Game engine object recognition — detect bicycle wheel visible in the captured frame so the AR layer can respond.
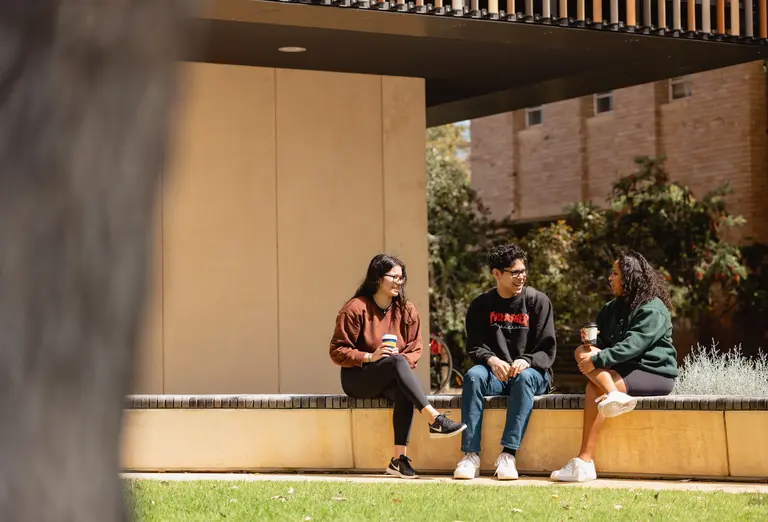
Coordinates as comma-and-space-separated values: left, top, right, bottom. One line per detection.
450, 368, 464, 389
429, 335, 453, 393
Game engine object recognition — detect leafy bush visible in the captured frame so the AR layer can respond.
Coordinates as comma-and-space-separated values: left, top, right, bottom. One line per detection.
567, 156, 747, 323
673, 341, 768, 396
734, 244, 768, 342
520, 220, 604, 347
427, 125, 511, 370
427, 131, 768, 373
523, 156, 750, 343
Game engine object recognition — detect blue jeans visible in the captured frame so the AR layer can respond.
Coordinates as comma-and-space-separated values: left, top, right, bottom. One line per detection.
460, 364, 550, 453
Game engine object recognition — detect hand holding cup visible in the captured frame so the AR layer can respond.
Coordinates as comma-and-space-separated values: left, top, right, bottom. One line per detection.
382, 334, 399, 354
580, 322, 599, 346
371, 345, 394, 362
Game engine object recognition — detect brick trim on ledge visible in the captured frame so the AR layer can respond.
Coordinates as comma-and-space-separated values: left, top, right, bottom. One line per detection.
124, 394, 768, 411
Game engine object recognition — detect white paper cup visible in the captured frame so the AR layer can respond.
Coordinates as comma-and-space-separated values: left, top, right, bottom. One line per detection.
382, 334, 398, 351
582, 323, 598, 345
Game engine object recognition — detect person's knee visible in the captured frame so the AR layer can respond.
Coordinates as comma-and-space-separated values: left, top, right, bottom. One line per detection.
512, 368, 538, 389
387, 354, 411, 375
463, 365, 488, 392
379, 354, 409, 376
465, 365, 488, 381
390, 354, 408, 366
574, 345, 587, 362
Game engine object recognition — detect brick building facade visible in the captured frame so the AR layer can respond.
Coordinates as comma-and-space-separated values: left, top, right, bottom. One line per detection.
470, 62, 768, 244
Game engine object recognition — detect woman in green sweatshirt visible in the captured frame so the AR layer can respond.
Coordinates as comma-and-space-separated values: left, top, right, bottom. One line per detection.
551, 251, 678, 482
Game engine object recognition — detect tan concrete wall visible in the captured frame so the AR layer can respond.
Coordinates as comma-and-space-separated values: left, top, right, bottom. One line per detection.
351, 409, 463, 470
275, 70, 384, 394
121, 408, 764, 478
351, 409, 727, 476
132, 196, 164, 394
162, 64, 279, 394
121, 409, 354, 470
131, 63, 428, 394
725, 411, 768, 478
382, 77, 430, 386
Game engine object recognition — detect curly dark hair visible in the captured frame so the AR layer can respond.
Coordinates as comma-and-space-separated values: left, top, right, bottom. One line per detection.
618, 250, 673, 311
488, 243, 528, 272
351, 254, 412, 320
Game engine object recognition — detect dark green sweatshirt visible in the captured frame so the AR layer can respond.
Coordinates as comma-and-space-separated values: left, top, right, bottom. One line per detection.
591, 297, 678, 377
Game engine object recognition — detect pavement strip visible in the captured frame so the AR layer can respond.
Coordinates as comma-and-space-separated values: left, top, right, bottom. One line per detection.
122, 472, 768, 494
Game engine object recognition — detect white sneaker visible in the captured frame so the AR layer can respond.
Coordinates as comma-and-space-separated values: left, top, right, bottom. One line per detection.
597, 391, 638, 418
453, 453, 480, 480
550, 457, 597, 482
494, 452, 519, 480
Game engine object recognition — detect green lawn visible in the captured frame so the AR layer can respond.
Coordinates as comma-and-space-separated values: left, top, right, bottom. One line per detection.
126, 479, 767, 521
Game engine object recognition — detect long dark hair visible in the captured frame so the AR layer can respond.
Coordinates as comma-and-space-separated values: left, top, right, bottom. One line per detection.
352, 254, 411, 320
618, 250, 674, 312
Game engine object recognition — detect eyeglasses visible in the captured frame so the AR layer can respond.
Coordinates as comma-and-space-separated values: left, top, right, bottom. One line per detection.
503, 268, 527, 277
383, 273, 406, 284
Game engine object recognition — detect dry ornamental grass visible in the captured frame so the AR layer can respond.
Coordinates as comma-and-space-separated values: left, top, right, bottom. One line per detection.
673, 341, 768, 397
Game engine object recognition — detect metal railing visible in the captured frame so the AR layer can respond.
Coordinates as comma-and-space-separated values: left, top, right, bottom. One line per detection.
323, 0, 768, 41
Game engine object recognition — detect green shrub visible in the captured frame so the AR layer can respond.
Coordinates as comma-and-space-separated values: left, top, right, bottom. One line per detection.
567, 156, 748, 323
735, 243, 768, 338
521, 156, 751, 343
427, 132, 767, 371
427, 124, 511, 370
520, 220, 604, 347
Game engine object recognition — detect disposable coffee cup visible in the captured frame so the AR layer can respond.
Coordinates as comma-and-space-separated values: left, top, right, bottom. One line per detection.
582, 322, 598, 345
382, 334, 398, 352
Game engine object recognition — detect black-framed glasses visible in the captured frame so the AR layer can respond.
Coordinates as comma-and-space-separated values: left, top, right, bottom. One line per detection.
383, 273, 406, 284
503, 268, 527, 277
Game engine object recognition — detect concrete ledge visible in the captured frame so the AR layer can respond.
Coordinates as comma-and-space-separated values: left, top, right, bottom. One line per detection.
122, 409, 354, 471
124, 394, 768, 410
120, 394, 768, 479
122, 472, 768, 493
724, 411, 768, 478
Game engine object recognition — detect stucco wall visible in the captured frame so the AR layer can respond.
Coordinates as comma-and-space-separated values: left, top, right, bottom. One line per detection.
131, 63, 428, 394
121, 407, 767, 479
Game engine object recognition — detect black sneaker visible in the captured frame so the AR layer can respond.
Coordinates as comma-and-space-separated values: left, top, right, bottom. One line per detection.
386, 455, 419, 479
429, 413, 467, 439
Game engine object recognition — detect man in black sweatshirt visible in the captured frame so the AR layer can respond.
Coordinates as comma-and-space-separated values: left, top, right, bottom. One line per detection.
453, 244, 557, 481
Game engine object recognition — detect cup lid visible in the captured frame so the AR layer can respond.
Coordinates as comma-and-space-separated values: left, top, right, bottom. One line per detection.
582, 322, 598, 328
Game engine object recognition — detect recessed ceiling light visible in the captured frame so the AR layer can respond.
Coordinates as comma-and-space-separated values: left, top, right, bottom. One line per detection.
278, 46, 306, 53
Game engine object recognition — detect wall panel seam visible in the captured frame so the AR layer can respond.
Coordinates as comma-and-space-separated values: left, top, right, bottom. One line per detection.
723, 410, 732, 477
381, 77, 387, 250
274, 68, 282, 393
160, 168, 166, 394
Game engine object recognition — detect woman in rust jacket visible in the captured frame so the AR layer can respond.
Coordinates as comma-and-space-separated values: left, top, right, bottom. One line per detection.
330, 254, 465, 479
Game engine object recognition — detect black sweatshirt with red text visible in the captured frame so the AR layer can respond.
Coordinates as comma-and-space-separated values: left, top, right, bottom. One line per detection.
465, 287, 557, 372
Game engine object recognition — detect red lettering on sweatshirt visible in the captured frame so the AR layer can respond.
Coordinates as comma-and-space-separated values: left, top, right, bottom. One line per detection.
489, 312, 529, 327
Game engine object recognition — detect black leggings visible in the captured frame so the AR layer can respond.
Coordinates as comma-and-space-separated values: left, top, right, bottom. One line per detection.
341, 354, 430, 446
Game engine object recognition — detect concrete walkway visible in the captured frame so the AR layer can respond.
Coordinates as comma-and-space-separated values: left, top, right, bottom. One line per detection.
122, 472, 768, 494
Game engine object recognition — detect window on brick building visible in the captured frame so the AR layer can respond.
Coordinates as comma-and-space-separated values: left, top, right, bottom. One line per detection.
594, 91, 614, 114
669, 77, 693, 100
525, 107, 543, 127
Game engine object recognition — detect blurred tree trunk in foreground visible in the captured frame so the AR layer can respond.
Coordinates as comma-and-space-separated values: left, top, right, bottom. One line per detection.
0, 1, 189, 519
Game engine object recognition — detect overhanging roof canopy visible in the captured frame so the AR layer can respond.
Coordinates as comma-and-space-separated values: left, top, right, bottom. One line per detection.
189, 0, 766, 125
